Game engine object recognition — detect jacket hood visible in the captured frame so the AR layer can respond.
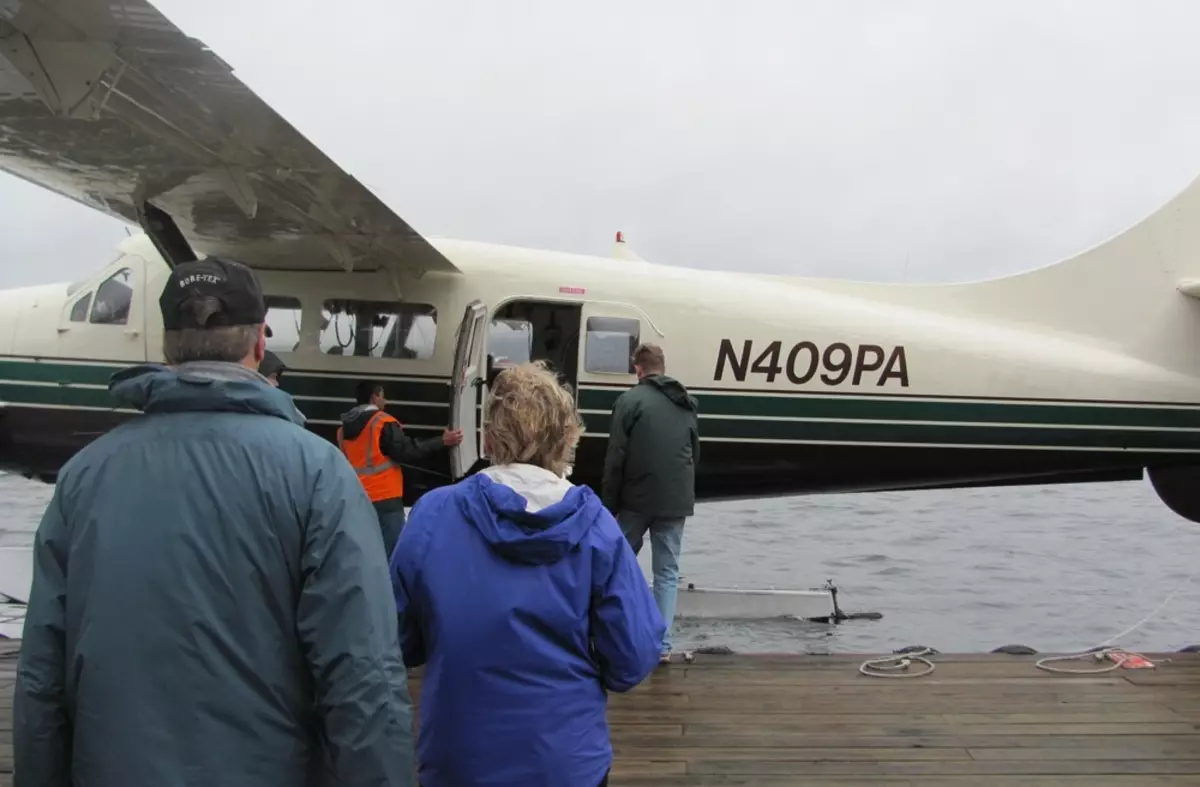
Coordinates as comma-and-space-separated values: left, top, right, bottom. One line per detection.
459, 463, 603, 566
642, 374, 698, 412
339, 403, 382, 440
108, 362, 306, 425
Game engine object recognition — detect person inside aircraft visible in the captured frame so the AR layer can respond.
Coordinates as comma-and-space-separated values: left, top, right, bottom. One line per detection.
389, 361, 664, 787
14, 256, 416, 787
337, 381, 463, 556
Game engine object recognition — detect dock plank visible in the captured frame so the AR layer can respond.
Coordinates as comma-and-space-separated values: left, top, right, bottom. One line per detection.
2, 650, 1200, 785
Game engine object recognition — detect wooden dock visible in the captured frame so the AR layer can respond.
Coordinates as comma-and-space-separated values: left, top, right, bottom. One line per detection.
4, 648, 1200, 785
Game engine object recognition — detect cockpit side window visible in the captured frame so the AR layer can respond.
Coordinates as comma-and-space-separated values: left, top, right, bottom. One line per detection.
90, 267, 134, 326
69, 292, 93, 322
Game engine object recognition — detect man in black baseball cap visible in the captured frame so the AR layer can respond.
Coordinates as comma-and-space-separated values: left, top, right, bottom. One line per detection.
15, 255, 417, 787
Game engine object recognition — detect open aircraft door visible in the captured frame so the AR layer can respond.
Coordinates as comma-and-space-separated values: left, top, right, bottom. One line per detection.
449, 299, 489, 479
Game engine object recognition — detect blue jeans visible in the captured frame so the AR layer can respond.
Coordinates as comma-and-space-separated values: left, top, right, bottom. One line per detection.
618, 511, 685, 655
377, 505, 407, 560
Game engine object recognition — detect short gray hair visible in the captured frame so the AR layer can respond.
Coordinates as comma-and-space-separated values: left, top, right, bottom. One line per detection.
163, 325, 260, 364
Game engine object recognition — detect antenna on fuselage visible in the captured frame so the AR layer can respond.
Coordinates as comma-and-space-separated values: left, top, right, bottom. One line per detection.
611, 230, 646, 262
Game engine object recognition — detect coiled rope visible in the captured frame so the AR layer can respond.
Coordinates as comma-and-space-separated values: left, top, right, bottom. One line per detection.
859, 647, 936, 678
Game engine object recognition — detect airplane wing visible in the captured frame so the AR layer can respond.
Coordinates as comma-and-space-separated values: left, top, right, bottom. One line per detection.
0, 0, 458, 275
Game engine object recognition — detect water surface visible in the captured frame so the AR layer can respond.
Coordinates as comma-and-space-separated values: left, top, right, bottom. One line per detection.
3, 472, 1196, 654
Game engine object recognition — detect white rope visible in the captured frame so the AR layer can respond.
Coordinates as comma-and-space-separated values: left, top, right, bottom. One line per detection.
859, 647, 936, 678
1035, 566, 1199, 674
1035, 648, 1139, 674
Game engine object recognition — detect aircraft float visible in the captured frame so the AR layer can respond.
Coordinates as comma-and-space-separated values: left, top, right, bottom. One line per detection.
2, 0, 1200, 529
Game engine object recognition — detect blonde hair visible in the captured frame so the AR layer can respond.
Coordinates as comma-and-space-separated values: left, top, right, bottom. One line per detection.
485, 361, 584, 476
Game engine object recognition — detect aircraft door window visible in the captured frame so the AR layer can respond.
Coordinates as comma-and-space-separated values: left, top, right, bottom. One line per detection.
320, 299, 439, 360
488, 318, 533, 370
69, 292, 93, 322
584, 316, 640, 374
89, 267, 134, 326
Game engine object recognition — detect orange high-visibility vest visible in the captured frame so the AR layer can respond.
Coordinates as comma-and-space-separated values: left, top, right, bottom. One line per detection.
337, 410, 404, 502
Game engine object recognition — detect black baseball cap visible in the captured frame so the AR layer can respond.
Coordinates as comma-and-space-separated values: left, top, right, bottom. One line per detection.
160, 257, 267, 331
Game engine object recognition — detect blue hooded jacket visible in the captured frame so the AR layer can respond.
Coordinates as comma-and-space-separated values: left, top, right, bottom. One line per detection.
13, 362, 415, 787
390, 463, 665, 787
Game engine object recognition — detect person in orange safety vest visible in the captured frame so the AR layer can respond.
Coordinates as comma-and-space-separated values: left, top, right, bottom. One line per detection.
339, 380, 463, 556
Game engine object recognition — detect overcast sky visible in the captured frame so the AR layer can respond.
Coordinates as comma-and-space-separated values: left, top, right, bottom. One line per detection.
4, 0, 1200, 289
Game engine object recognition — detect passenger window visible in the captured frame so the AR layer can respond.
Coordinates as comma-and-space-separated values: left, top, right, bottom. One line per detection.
584, 316, 640, 374
320, 300, 438, 360
488, 318, 533, 370
89, 268, 134, 325
264, 295, 302, 353
69, 292, 93, 322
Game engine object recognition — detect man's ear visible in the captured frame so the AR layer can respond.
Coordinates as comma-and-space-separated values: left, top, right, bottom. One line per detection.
254, 324, 267, 364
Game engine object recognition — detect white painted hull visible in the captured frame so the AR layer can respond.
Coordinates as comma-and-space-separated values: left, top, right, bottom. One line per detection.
1, 541, 841, 637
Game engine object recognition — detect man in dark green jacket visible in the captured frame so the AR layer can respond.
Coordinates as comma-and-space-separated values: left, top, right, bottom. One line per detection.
602, 343, 700, 662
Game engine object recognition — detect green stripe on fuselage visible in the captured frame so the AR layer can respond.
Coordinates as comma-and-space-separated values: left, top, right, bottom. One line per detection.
0, 359, 124, 387
282, 372, 448, 404
577, 386, 1200, 430
0, 359, 451, 424
0, 381, 130, 410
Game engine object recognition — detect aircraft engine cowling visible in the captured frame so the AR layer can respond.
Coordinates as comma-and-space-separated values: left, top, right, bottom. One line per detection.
1147, 465, 1200, 523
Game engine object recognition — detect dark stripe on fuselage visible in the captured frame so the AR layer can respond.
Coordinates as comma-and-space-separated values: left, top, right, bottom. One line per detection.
0, 404, 1153, 502
0, 357, 1194, 500
576, 386, 1200, 430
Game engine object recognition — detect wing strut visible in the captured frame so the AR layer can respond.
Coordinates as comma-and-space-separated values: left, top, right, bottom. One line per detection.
135, 202, 196, 268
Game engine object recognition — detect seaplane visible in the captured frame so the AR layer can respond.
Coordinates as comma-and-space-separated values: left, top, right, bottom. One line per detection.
0, 0, 1199, 623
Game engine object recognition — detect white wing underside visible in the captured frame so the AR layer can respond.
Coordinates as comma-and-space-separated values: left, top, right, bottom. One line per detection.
0, 0, 458, 275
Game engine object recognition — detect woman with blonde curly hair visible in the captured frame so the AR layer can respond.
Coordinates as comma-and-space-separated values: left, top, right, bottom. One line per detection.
390, 361, 664, 787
